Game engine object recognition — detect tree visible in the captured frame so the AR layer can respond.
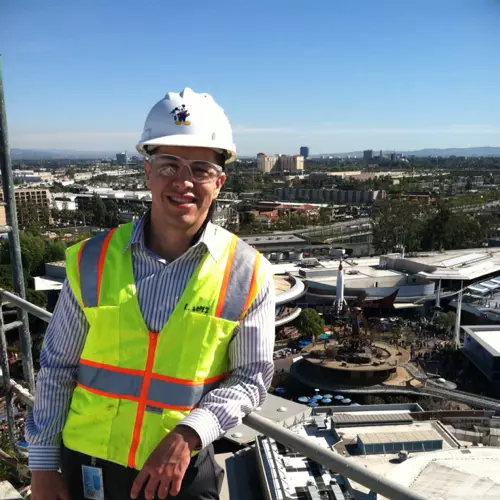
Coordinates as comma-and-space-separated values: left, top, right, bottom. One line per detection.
90, 194, 107, 227
105, 200, 121, 228
294, 308, 325, 344
44, 240, 66, 263
371, 199, 428, 254
435, 311, 456, 335
0, 233, 45, 276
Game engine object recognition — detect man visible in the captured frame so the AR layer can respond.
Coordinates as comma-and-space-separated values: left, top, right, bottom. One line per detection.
26, 88, 275, 500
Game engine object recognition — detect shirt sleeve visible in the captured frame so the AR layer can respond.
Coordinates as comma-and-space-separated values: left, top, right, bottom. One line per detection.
179, 264, 275, 448
25, 279, 89, 471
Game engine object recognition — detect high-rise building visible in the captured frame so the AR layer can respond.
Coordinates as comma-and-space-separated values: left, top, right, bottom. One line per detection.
280, 155, 304, 173
256, 153, 279, 173
0, 188, 52, 224
300, 146, 309, 159
116, 152, 128, 165
363, 150, 373, 164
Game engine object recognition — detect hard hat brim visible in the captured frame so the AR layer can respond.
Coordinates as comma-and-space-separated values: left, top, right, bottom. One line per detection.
136, 134, 236, 163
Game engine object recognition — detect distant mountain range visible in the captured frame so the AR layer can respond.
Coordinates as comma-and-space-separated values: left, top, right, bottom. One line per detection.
10, 149, 122, 160
10, 146, 500, 161
314, 147, 500, 158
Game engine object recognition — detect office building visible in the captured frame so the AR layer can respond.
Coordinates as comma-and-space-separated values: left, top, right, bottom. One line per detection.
300, 146, 309, 159
116, 152, 128, 166
0, 188, 52, 225
280, 155, 304, 173
275, 187, 386, 204
257, 154, 305, 174
363, 150, 373, 164
256, 153, 279, 173
0, 188, 51, 208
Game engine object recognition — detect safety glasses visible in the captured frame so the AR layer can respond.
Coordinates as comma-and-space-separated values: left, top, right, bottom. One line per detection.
146, 154, 223, 184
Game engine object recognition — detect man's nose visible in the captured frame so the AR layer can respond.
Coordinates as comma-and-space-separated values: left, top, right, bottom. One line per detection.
172, 164, 194, 185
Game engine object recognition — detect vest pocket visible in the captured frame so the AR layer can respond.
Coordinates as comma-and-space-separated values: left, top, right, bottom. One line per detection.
69, 385, 120, 420
156, 310, 237, 382
81, 306, 123, 365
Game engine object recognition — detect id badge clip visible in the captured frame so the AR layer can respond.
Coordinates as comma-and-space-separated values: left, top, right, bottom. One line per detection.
82, 465, 104, 500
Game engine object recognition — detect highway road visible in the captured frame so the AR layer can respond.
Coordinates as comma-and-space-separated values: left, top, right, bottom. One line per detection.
272, 218, 370, 237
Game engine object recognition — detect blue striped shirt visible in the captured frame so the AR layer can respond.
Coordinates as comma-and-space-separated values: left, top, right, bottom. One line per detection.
25, 214, 275, 470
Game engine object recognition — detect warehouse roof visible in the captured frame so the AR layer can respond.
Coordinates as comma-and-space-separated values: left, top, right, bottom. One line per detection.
358, 429, 442, 445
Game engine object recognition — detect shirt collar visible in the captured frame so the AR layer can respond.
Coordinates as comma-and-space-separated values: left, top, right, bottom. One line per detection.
122, 210, 223, 261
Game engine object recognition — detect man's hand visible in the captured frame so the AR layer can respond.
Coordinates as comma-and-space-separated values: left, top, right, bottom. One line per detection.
131, 425, 201, 500
31, 470, 70, 500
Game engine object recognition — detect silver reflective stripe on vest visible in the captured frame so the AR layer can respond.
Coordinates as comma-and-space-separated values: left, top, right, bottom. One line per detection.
148, 378, 221, 408
78, 363, 143, 398
79, 231, 109, 308
77, 363, 223, 410
220, 239, 257, 321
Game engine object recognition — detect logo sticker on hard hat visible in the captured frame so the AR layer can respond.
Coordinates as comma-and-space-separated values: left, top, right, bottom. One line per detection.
170, 104, 191, 126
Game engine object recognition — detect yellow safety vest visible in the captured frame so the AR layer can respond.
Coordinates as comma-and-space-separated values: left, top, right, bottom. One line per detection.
62, 222, 264, 469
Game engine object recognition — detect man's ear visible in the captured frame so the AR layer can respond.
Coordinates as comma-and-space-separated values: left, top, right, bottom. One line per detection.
212, 174, 226, 199
144, 160, 152, 182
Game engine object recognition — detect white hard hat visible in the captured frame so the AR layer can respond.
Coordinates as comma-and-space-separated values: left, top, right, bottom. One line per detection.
136, 88, 236, 163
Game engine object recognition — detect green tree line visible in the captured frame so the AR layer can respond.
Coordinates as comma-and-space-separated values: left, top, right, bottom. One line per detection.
371, 199, 498, 254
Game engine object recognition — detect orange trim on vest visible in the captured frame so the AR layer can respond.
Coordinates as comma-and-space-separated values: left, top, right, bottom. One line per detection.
153, 371, 227, 386
215, 236, 237, 318
128, 331, 158, 469
79, 358, 228, 385
77, 383, 139, 404
240, 252, 261, 320
96, 228, 117, 306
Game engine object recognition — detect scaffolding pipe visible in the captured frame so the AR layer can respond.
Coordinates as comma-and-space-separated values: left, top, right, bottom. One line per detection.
0, 56, 35, 394
244, 412, 427, 500
0, 289, 53, 323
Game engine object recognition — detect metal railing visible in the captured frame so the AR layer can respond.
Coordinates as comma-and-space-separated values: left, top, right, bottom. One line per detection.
0, 291, 427, 500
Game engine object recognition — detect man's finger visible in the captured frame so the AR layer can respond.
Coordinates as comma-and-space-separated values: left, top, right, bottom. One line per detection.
169, 469, 184, 497
144, 475, 161, 500
130, 469, 149, 499
158, 477, 172, 500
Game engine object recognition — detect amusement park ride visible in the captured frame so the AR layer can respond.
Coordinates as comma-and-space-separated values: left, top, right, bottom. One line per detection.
322, 260, 384, 365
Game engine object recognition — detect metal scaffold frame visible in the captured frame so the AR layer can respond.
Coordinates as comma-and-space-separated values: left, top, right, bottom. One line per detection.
0, 57, 425, 499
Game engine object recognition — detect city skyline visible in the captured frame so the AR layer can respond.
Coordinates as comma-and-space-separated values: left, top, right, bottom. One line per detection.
1, 0, 499, 155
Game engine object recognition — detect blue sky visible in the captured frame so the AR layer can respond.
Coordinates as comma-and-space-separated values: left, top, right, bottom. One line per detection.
1, 0, 499, 156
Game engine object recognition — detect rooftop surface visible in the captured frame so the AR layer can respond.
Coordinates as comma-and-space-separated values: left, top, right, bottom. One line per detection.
335, 420, 457, 452
391, 247, 500, 281
223, 394, 311, 445
275, 247, 500, 284
241, 234, 308, 245
332, 411, 413, 426
254, 404, 485, 500
382, 447, 500, 499
463, 325, 500, 357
